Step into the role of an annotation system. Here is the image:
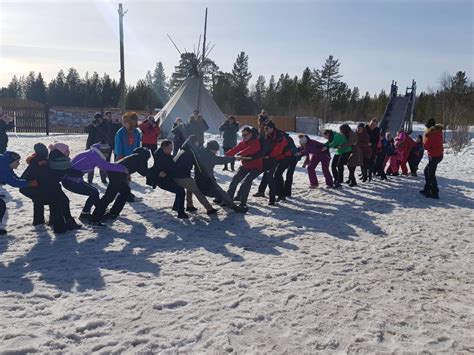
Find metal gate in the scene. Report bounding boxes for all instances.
[0,98,49,134]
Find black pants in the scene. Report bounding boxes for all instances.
[348,166,356,183]
[274,157,291,199]
[21,188,71,227]
[157,180,185,214]
[408,157,421,174]
[424,156,443,194]
[223,147,235,170]
[62,179,100,213]
[228,167,261,206]
[375,152,387,179]
[258,160,277,203]
[284,156,298,197]
[331,152,350,184]
[91,173,130,222]
[142,143,157,155]
[88,152,111,183]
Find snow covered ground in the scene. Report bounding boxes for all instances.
[0,133,473,353]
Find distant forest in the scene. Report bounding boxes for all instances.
[1,52,472,126]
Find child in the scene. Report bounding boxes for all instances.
[299,134,333,188]
[62,143,129,222]
[389,130,406,176]
[408,135,424,176]
[115,112,142,161]
[0,151,38,234]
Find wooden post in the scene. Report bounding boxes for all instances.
[45,103,49,136]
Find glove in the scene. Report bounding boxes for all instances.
[28,180,38,188]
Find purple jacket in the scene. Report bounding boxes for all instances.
[301,137,330,162]
[65,149,127,182]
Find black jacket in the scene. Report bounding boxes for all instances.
[366,125,380,147]
[219,121,239,148]
[186,117,209,145]
[172,123,187,152]
[0,120,14,152]
[20,154,58,199]
[174,150,195,178]
[146,148,183,188]
[117,150,149,177]
[86,121,112,149]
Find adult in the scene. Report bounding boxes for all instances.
[299,134,333,188]
[421,119,444,199]
[173,140,218,215]
[186,110,209,146]
[219,115,240,171]
[323,128,351,188]
[85,112,113,184]
[0,112,14,154]
[139,115,161,154]
[148,141,188,219]
[105,111,122,160]
[256,122,291,204]
[172,117,187,156]
[182,138,247,213]
[225,127,263,208]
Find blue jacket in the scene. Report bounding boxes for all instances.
[114,127,141,160]
[0,153,28,188]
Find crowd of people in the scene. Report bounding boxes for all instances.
[0,108,445,235]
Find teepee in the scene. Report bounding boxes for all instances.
[155,75,225,138]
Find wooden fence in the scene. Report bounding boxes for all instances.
[232,115,296,132]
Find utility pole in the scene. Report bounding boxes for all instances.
[118,3,127,111]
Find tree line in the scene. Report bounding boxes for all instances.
[1,52,472,125]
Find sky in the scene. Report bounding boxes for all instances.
[0,0,473,95]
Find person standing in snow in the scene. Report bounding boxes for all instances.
[408,135,424,176]
[105,111,122,161]
[85,112,112,184]
[139,115,161,154]
[172,117,187,156]
[421,119,444,199]
[62,143,129,222]
[339,124,361,187]
[186,110,209,146]
[114,112,142,161]
[0,151,38,235]
[0,112,14,154]
[299,134,333,188]
[323,128,351,188]
[219,116,240,171]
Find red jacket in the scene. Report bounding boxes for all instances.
[269,130,289,161]
[139,120,161,145]
[423,125,444,158]
[225,138,263,171]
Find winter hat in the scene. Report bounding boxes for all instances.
[49,142,70,156]
[299,135,308,145]
[265,121,276,129]
[4,151,21,164]
[34,143,48,160]
[357,123,365,129]
[425,118,436,128]
[206,140,220,152]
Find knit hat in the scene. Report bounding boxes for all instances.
[49,143,70,157]
[206,140,220,151]
[34,143,48,160]
[425,118,436,128]
[4,151,20,164]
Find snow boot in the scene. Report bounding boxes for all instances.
[206,208,218,215]
[253,192,265,198]
[66,218,82,231]
[178,212,189,219]
[186,206,198,213]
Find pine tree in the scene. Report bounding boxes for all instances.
[65,68,82,106]
[152,62,170,107]
[320,55,343,101]
[6,75,23,98]
[48,70,67,106]
[231,51,252,114]
[252,75,266,112]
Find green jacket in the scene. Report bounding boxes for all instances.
[326,132,352,155]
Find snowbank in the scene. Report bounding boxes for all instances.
[0,133,473,353]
